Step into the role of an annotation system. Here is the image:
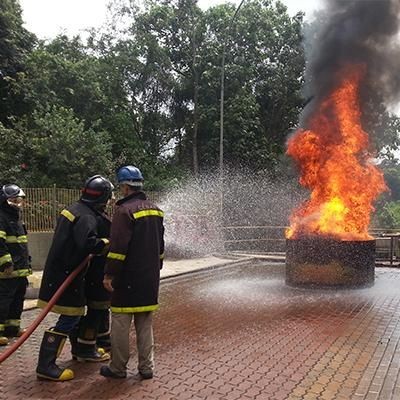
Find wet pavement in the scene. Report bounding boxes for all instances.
[2,261,400,399]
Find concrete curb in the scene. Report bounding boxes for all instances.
[23,299,38,311]
[160,257,257,282]
[226,252,285,263]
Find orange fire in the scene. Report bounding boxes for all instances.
[286,65,386,241]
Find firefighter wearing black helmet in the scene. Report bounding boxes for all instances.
[72,184,113,363]
[0,184,31,346]
[36,175,113,382]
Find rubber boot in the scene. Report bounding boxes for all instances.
[74,342,110,362]
[5,321,26,337]
[5,327,26,337]
[0,323,9,345]
[36,330,74,381]
[0,335,9,346]
[72,324,109,362]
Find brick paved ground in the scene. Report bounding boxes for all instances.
[2,261,400,400]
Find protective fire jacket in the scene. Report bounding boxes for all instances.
[0,203,31,279]
[105,191,164,313]
[38,201,109,316]
[85,211,111,310]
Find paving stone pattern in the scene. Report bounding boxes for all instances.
[1,262,400,399]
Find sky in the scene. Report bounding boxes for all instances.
[19,0,323,40]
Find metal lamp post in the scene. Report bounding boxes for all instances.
[219,0,246,182]
[219,0,246,235]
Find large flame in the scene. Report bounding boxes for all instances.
[286,65,386,241]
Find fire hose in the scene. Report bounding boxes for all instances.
[0,254,93,364]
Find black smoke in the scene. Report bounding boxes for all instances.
[302,0,400,128]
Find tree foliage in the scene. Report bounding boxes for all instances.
[372,160,400,228]
[0,107,113,187]
[0,0,309,187]
[0,0,35,125]
[1,0,398,193]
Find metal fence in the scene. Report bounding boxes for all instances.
[23,187,162,232]
[223,225,400,265]
[22,188,400,265]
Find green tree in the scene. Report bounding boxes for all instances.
[11,106,113,187]
[0,0,35,125]
[0,0,309,188]
[14,36,108,128]
[374,201,400,229]
[113,0,305,173]
[208,0,305,170]
[0,121,26,182]
[371,161,400,228]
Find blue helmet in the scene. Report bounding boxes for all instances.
[117,165,144,187]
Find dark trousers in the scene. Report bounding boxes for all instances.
[78,308,107,341]
[54,315,81,334]
[0,277,28,333]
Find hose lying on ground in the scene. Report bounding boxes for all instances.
[0,254,93,364]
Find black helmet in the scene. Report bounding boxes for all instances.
[80,175,114,204]
[0,184,25,203]
[0,184,26,208]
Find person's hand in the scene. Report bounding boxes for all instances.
[103,275,114,292]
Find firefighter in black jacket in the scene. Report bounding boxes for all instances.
[36,175,113,382]
[0,184,31,346]
[71,196,113,361]
[100,165,164,380]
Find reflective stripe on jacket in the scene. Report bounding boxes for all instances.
[0,204,31,279]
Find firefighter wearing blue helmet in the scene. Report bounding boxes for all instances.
[100,165,164,380]
[116,165,144,186]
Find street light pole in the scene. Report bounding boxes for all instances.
[219,0,246,241]
[219,0,246,184]
[219,46,226,183]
